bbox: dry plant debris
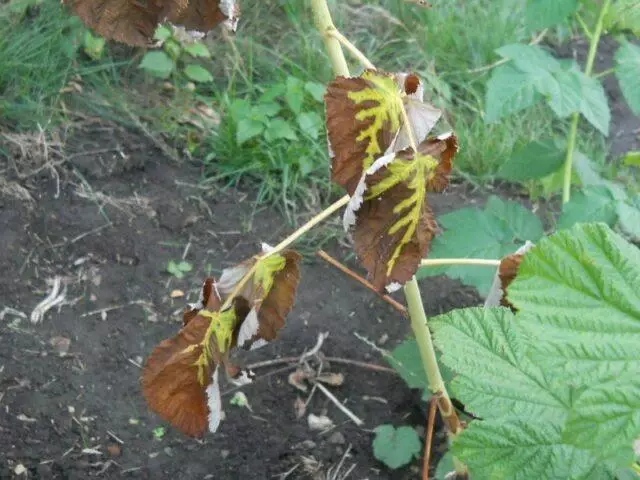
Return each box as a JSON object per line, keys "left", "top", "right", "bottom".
{"left": 63, "top": 0, "right": 240, "bottom": 46}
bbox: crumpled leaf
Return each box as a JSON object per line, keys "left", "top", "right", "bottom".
{"left": 143, "top": 276, "right": 252, "bottom": 438}
{"left": 325, "top": 70, "right": 442, "bottom": 194}
{"left": 344, "top": 133, "right": 457, "bottom": 292}
{"left": 484, "top": 241, "right": 536, "bottom": 310}
{"left": 217, "top": 247, "right": 301, "bottom": 348}
{"left": 63, "top": 0, "right": 239, "bottom": 46}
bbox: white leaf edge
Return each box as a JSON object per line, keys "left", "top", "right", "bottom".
{"left": 484, "top": 240, "right": 536, "bottom": 308}
{"left": 206, "top": 366, "right": 222, "bottom": 433}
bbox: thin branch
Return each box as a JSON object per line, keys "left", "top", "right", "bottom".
{"left": 317, "top": 250, "right": 408, "bottom": 316}
{"left": 245, "top": 356, "right": 396, "bottom": 374}
{"left": 467, "top": 28, "right": 548, "bottom": 74}
{"left": 423, "top": 396, "right": 438, "bottom": 480}
{"left": 328, "top": 30, "right": 376, "bottom": 69}
{"left": 421, "top": 258, "right": 500, "bottom": 267}
{"left": 312, "top": 381, "right": 364, "bottom": 426}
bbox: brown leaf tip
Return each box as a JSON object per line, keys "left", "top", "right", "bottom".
{"left": 485, "top": 241, "right": 536, "bottom": 311}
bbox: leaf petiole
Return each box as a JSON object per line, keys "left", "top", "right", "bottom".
{"left": 328, "top": 29, "right": 376, "bottom": 70}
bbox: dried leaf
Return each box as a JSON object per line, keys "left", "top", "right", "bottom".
{"left": 288, "top": 368, "right": 311, "bottom": 393}
{"left": 345, "top": 133, "right": 458, "bottom": 292}
{"left": 217, "top": 249, "right": 301, "bottom": 348}
{"left": 325, "top": 70, "right": 441, "bottom": 194}
{"left": 316, "top": 372, "right": 345, "bottom": 386}
{"left": 294, "top": 396, "right": 307, "bottom": 420}
{"left": 485, "top": 241, "right": 536, "bottom": 311}
{"left": 170, "top": 289, "right": 185, "bottom": 298}
{"left": 64, "top": 0, "right": 239, "bottom": 46}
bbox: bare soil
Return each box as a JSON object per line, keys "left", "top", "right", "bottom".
{"left": 0, "top": 121, "right": 480, "bottom": 480}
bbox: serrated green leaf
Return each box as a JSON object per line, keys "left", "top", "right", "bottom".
{"left": 373, "top": 425, "right": 421, "bottom": 469}
{"left": 548, "top": 69, "right": 583, "bottom": 117}
{"left": 236, "top": 119, "right": 264, "bottom": 145}
{"left": 485, "top": 64, "right": 543, "bottom": 123}
{"left": 453, "top": 420, "right": 616, "bottom": 480}
{"left": 565, "top": 373, "right": 640, "bottom": 464}
{"left": 386, "top": 338, "right": 455, "bottom": 400}
{"left": 251, "top": 102, "right": 281, "bottom": 119}
{"left": 184, "top": 64, "right": 213, "bottom": 83}
{"left": 509, "top": 223, "right": 640, "bottom": 382}
{"left": 524, "top": 0, "right": 579, "bottom": 31}
{"left": 615, "top": 42, "right": 640, "bottom": 115}
{"left": 576, "top": 72, "right": 610, "bottom": 135}
{"left": 139, "top": 51, "right": 175, "bottom": 79}
{"left": 297, "top": 112, "right": 322, "bottom": 139}
{"left": 228, "top": 98, "right": 251, "bottom": 123}
{"left": 183, "top": 43, "right": 211, "bottom": 58}
{"left": 304, "top": 81, "right": 326, "bottom": 103}
{"left": 496, "top": 43, "right": 562, "bottom": 73}
{"left": 618, "top": 195, "right": 640, "bottom": 240}
{"left": 605, "top": 0, "right": 640, "bottom": 36}
{"left": 263, "top": 118, "right": 297, "bottom": 142}
{"left": 558, "top": 186, "right": 618, "bottom": 229}
{"left": 418, "top": 196, "right": 543, "bottom": 296}
{"left": 260, "top": 83, "right": 287, "bottom": 103}
{"left": 431, "top": 307, "right": 571, "bottom": 422}
{"left": 285, "top": 76, "right": 305, "bottom": 114}
{"left": 498, "top": 139, "right": 566, "bottom": 181}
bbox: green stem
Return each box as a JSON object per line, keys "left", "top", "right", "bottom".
{"left": 562, "top": 0, "right": 611, "bottom": 204}
{"left": 404, "top": 278, "right": 463, "bottom": 437}
{"left": 311, "top": 0, "right": 350, "bottom": 77}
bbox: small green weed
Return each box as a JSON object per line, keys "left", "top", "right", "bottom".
{"left": 166, "top": 260, "right": 193, "bottom": 279}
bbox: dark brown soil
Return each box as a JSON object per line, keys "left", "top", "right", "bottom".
{"left": 0, "top": 122, "right": 480, "bottom": 480}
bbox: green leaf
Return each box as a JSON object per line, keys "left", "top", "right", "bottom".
{"left": 183, "top": 42, "right": 211, "bottom": 58}
{"left": 177, "top": 261, "right": 192, "bottom": 272}
{"left": 565, "top": 373, "right": 640, "bottom": 465}
{"left": 452, "top": 420, "right": 615, "bottom": 480}
{"left": 252, "top": 102, "right": 281, "bottom": 119}
{"left": 228, "top": 99, "right": 251, "bottom": 123}
{"left": 431, "top": 307, "right": 571, "bottom": 423}
{"left": 372, "top": 425, "right": 421, "bottom": 469}
{"left": 498, "top": 139, "right": 566, "bottom": 181}
{"left": 435, "top": 452, "right": 456, "bottom": 480}
{"left": 263, "top": 118, "right": 297, "bottom": 142}
{"left": 304, "top": 81, "right": 326, "bottom": 103}
{"left": 296, "top": 112, "right": 322, "bottom": 139}
{"left": 615, "top": 42, "right": 640, "bottom": 115}
{"left": 623, "top": 151, "right": 640, "bottom": 167}
{"left": 139, "top": 51, "right": 175, "bottom": 79}
{"left": 496, "top": 43, "right": 562, "bottom": 73}
{"left": 154, "top": 25, "right": 172, "bottom": 42}
{"left": 83, "top": 31, "right": 105, "bottom": 61}
{"left": 260, "top": 83, "right": 286, "bottom": 103}
{"left": 285, "top": 76, "right": 305, "bottom": 114}
{"left": 576, "top": 72, "right": 610, "bottom": 135}
{"left": 524, "top": 0, "right": 579, "bottom": 32}
{"left": 558, "top": 186, "right": 618, "bottom": 229}
{"left": 485, "top": 64, "right": 544, "bottom": 123}
{"left": 236, "top": 119, "right": 264, "bottom": 145}
{"left": 618, "top": 195, "right": 640, "bottom": 240}
{"left": 509, "top": 223, "right": 640, "bottom": 382}
{"left": 605, "top": 0, "right": 640, "bottom": 36}
{"left": 418, "top": 196, "right": 543, "bottom": 296}
{"left": 184, "top": 64, "right": 213, "bottom": 83}
{"left": 386, "top": 338, "right": 455, "bottom": 400}
{"left": 547, "top": 69, "right": 583, "bottom": 117}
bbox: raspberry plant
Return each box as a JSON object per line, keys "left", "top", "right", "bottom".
{"left": 63, "top": 0, "right": 640, "bottom": 478}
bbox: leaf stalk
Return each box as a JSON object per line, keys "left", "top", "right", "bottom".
{"left": 562, "top": 0, "right": 611, "bottom": 204}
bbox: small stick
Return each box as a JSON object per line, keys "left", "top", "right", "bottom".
{"left": 245, "top": 356, "right": 396, "bottom": 374}
{"left": 423, "top": 396, "right": 438, "bottom": 480}
{"left": 107, "top": 430, "right": 124, "bottom": 445}
{"left": 30, "top": 277, "right": 66, "bottom": 324}
{"left": 299, "top": 332, "right": 329, "bottom": 363}
{"left": 421, "top": 258, "right": 500, "bottom": 267}
{"left": 80, "top": 300, "right": 150, "bottom": 318}
{"left": 316, "top": 250, "right": 408, "bottom": 317}
{"left": 312, "top": 381, "right": 364, "bottom": 427}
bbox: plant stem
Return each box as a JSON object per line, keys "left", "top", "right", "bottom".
{"left": 562, "top": 0, "right": 611, "bottom": 204}
{"left": 593, "top": 67, "right": 615, "bottom": 79}
{"left": 329, "top": 30, "right": 376, "bottom": 69}
{"left": 404, "top": 278, "right": 462, "bottom": 436}
{"left": 421, "top": 258, "right": 500, "bottom": 267}
{"left": 311, "top": 0, "right": 350, "bottom": 77}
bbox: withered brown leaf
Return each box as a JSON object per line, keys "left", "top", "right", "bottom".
{"left": 345, "top": 133, "right": 457, "bottom": 292}
{"left": 325, "top": 70, "right": 441, "bottom": 195}
{"left": 485, "top": 241, "right": 535, "bottom": 311}
{"left": 64, "top": 0, "right": 239, "bottom": 46}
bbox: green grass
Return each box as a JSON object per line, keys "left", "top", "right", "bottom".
{"left": 0, "top": 0, "right": 612, "bottom": 213}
